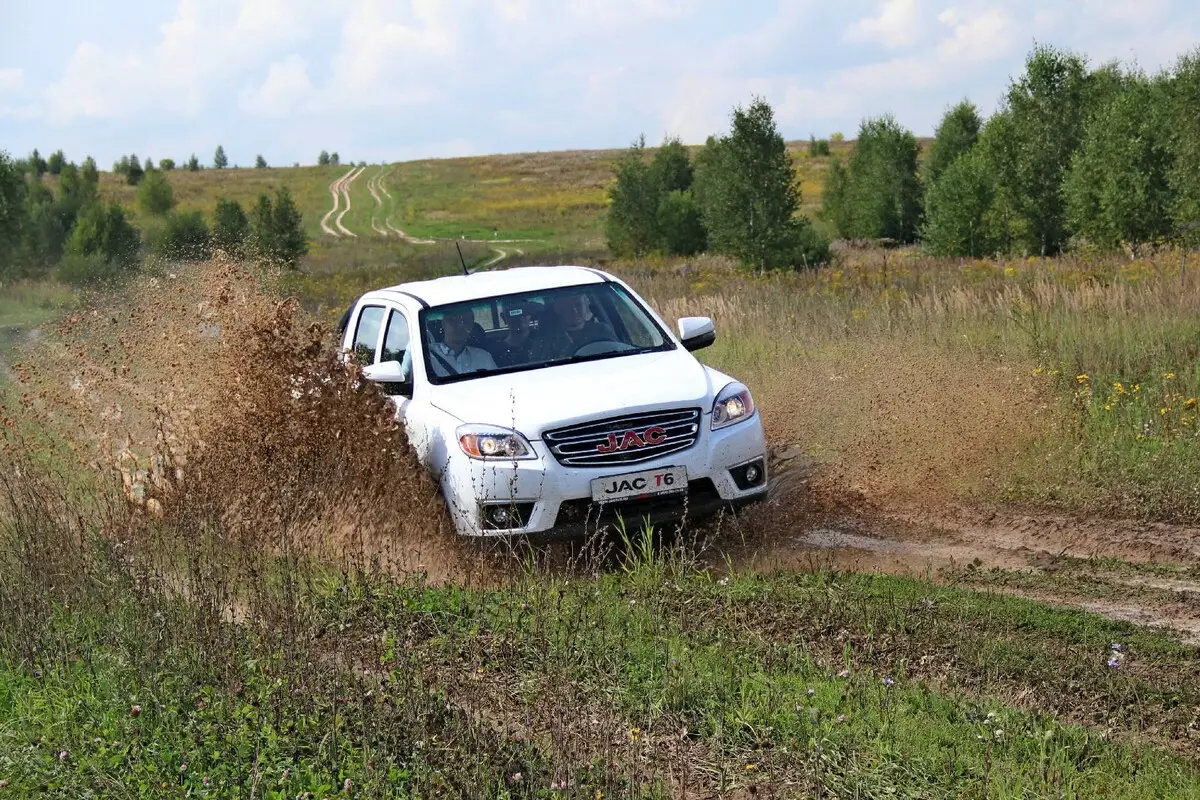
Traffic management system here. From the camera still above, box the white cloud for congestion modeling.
[937,6,1015,62]
[239,55,312,117]
[0,68,23,93]
[846,0,924,48]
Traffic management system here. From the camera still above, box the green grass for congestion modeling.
[3,550,1199,798]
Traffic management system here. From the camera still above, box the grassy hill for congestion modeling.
[91,138,864,251]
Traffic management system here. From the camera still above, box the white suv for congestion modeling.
[340,266,767,537]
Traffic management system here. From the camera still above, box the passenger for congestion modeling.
[548,292,616,355]
[493,301,538,367]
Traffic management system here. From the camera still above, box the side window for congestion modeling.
[351,305,385,366]
[381,309,409,363]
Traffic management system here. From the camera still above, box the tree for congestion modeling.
[211,198,250,256]
[1166,50,1200,245]
[250,193,275,259]
[1065,74,1173,253]
[28,148,47,177]
[604,137,662,257]
[318,150,331,166]
[656,190,706,255]
[47,150,65,176]
[819,158,851,236]
[144,156,155,171]
[808,136,831,157]
[151,211,210,261]
[213,145,228,169]
[81,156,99,188]
[270,188,308,268]
[650,137,693,193]
[995,44,1092,255]
[694,97,818,270]
[925,100,981,187]
[66,200,140,270]
[187,154,200,171]
[0,151,28,280]
[922,147,1000,257]
[825,114,922,242]
[125,154,144,186]
[159,158,176,171]
[255,154,267,169]
[136,169,176,216]
[329,152,340,166]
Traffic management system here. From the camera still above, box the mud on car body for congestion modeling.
[340,265,767,537]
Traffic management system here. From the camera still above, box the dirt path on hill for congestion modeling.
[334,165,366,237]
[366,166,390,237]
[320,166,358,237]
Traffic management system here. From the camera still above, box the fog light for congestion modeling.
[731,458,766,491]
[480,501,535,531]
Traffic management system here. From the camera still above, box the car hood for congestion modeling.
[429,349,720,438]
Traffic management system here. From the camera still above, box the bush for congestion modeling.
[55,251,126,286]
[67,201,140,268]
[605,137,661,257]
[250,189,308,268]
[150,211,210,261]
[135,169,175,216]
[656,189,706,255]
[211,198,250,256]
[808,136,831,157]
[125,155,144,186]
[158,158,176,171]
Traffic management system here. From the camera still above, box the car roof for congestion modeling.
[370,265,611,308]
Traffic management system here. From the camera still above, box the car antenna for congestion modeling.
[455,241,470,276]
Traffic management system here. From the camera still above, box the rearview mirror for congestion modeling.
[677,316,716,352]
[362,360,412,396]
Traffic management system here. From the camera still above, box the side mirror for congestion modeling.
[362,360,412,396]
[677,316,716,352]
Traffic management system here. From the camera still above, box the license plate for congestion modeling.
[591,466,687,503]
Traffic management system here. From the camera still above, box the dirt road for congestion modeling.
[320,166,359,237]
[706,453,1200,645]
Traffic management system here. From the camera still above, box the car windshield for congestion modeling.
[418,282,673,384]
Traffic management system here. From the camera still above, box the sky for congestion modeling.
[1,0,1197,169]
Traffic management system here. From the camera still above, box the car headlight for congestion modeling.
[456,424,537,460]
[711,382,756,430]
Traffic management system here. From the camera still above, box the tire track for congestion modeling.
[366,166,390,238]
[334,165,366,237]
[320,166,358,237]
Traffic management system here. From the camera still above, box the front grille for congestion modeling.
[543,408,701,467]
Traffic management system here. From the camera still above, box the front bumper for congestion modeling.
[441,412,768,537]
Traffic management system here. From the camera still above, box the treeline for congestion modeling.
[827,44,1200,257]
[609,43,1200,269]
[0,151,308,286]
[606,99,828,270]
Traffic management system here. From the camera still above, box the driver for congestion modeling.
[402,307,497,379]
[548,292,615,355]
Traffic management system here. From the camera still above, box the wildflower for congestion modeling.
[629,727,640,742]
[994,728,1004,741]
[1107,655,1122,669]
[551,780,568,790]
[1113,382,1125,394]
[1133,384,1141,392]
[837,669,850,679]
[883,676,894,687]
[1164,372,1177,380]
[58,750,69,762]
[203,777,211,787]
[744,763,758,771]
[717,576,730,586]
[180,763,187,773]
[1111,642,1124,653]
[344,777,352,792]
[807,688,815,697]
[1187,398,1197,410]
[510,772,522,784]
[1076,374,1089,384]
[837,714,847,723]
[130,704,141,718]
[281,769,291,781]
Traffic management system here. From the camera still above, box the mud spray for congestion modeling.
[4,257,497,586]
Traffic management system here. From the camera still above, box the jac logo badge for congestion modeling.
[596,426,667,453]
